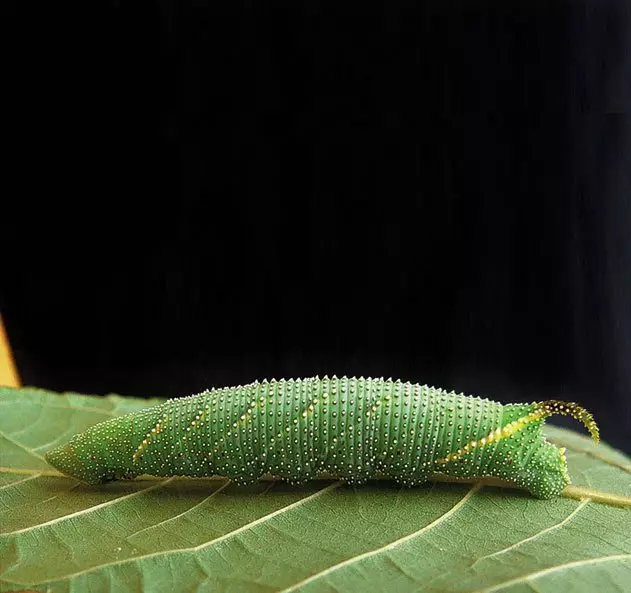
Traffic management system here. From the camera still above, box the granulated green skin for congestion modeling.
[45,376,575,498]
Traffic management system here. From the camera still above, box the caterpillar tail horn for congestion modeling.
[534,400,599,444]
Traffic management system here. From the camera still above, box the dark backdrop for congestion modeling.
[4,1,630,453]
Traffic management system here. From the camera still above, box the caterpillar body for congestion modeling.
[45,376,599,499]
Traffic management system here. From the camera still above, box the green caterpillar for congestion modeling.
[45,376,599,499]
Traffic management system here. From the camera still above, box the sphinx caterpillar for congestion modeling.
[45,376,599,499]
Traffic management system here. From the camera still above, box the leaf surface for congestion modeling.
[1,386,629,592]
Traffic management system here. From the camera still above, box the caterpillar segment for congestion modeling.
[44,376,599,499]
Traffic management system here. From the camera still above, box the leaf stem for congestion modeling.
[561,484,631,508]
[430,474,631,508]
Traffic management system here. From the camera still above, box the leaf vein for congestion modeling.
[0,473,42,490]
[0,429,46,461]
[278,483,483,593]
[470,498,591,568]
[3,478,176,536]
[125,479,232,540]
[475,554,631,593]
[9,481,343,585]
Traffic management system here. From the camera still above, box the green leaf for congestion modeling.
[1,386,630,592]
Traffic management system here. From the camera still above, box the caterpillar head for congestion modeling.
[45,416,137,484]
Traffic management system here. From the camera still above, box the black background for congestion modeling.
[4,1,630,453]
